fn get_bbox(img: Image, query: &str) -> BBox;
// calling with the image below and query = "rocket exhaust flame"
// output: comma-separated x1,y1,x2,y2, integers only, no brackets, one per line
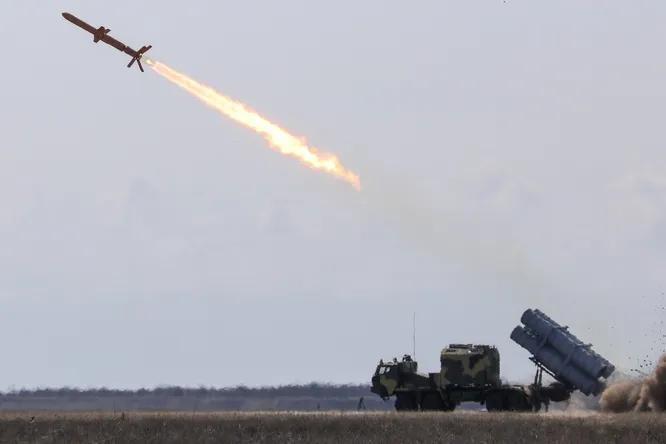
146,59,361,190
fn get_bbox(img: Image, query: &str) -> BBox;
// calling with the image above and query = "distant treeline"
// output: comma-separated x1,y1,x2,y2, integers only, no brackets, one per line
0,384,595,412
0,383,383,411
0,383,370,399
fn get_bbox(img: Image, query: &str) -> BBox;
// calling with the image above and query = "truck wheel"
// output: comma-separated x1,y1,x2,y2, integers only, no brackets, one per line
420,393,446,411
506,391,531,412
395,393,418,411
485,392,506,412
532,398,542,413
419,393,455,412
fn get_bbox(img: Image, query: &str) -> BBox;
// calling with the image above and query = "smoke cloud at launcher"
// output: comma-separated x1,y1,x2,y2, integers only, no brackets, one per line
600,353,666,413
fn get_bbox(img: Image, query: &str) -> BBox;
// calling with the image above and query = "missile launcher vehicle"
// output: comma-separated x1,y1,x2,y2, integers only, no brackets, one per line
370,308,615,412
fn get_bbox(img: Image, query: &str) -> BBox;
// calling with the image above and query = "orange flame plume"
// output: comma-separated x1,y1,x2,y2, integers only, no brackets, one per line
145,59,360,190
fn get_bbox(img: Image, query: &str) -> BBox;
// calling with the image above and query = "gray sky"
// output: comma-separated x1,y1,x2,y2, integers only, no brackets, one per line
0,0,665,390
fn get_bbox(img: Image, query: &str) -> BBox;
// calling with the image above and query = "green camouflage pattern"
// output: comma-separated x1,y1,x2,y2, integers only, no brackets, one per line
370,345,501,401
438,344,501,387
370,342,573,412
370,354,422,399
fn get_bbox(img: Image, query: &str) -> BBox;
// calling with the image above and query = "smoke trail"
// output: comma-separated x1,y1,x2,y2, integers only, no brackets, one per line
146,58,542,292
146,58,557,312
358,171,554,306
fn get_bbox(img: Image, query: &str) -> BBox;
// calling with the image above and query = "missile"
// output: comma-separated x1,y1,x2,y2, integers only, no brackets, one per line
62,12,152,72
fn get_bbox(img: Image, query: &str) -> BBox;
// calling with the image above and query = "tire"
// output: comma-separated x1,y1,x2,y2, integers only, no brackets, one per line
485,392,506,412
395,393,418,411
505,391,532,412
420,393,445,411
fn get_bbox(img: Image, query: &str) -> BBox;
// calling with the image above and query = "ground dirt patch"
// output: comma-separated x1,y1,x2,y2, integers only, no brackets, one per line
1,410,664,443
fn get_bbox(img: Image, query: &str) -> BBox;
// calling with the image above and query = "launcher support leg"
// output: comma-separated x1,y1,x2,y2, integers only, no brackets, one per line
533,365,543,387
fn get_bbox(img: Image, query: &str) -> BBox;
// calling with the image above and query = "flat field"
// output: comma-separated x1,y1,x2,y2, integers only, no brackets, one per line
0,410,663,443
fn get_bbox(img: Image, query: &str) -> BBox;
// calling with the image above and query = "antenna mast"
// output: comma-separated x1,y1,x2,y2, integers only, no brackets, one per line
412,311,416,358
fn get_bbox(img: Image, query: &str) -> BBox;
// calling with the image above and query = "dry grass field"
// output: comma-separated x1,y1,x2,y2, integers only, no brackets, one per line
0,410,664,444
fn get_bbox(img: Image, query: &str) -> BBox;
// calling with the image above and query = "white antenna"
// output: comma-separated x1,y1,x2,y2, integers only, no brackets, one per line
413,311,416,358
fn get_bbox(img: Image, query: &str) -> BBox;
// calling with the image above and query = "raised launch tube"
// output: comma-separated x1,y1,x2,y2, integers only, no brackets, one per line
520,309,609,380
510,326,605,396
532,309,615,378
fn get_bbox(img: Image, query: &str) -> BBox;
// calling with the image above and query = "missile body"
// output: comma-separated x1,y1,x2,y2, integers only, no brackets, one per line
61,12,152,72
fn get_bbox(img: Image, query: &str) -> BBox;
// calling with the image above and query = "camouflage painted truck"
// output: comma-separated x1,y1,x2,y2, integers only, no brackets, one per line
370,308,616,412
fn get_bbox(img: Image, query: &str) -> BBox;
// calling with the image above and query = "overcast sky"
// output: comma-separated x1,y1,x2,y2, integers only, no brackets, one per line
0,1,664,390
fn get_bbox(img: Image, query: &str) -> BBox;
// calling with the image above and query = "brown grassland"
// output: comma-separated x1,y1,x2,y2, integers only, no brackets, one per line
0,410,664,444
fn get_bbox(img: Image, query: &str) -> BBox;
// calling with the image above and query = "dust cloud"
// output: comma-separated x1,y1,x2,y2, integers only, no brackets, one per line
600,353,666,413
